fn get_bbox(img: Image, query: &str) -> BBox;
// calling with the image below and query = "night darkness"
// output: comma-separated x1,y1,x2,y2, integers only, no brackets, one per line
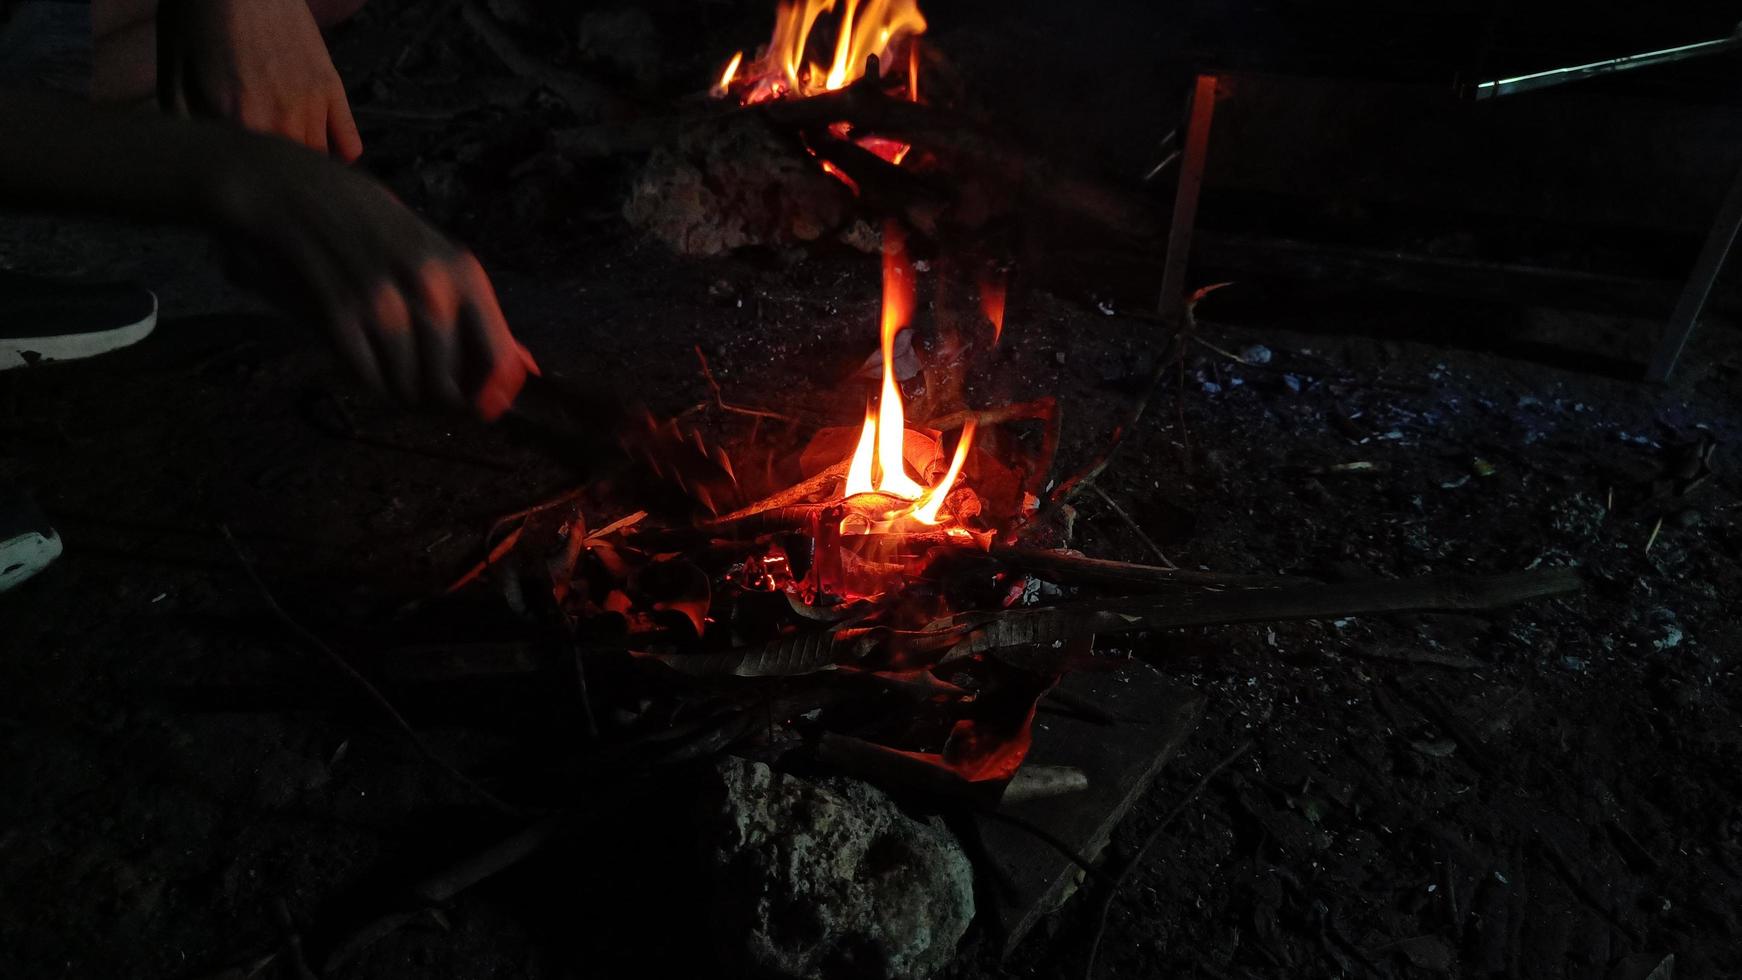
2,2,1739,979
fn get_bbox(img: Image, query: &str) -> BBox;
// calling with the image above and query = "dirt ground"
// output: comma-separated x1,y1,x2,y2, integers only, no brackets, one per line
4,2,1741,979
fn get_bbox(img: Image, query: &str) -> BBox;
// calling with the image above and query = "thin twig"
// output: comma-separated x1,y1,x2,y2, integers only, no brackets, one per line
1088,484,1177,568
694,345,800,424
568,628,600,742
1051,288,1214,504
1140,148,1182,182
271,898,318,980
219,526,521,816
1192,336,1253,364
1047,349,1170,504
1083,737,1257,980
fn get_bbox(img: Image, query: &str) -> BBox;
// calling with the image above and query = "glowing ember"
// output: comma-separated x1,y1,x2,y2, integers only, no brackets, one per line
715,0,926,105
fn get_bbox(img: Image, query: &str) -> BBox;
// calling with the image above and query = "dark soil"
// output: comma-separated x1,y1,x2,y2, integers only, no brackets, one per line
3,2,1740,979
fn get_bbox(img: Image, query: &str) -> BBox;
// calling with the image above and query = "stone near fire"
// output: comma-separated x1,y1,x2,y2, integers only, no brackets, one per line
701,757,975,980
624,114,862,257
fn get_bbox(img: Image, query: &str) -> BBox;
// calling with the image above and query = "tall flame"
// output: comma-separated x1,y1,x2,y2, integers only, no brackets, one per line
873,228,926,498
841,227,977,523
911,418,976,524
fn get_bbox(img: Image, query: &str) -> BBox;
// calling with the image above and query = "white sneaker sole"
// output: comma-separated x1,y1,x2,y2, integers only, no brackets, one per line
0,296,158,370
0,529,63,592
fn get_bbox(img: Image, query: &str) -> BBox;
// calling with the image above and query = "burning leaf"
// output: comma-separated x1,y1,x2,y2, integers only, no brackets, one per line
939,709,1036,783
624,410,742,515
585,510,648,543
632,558,712,638
445,526,524,594
784,591,875,623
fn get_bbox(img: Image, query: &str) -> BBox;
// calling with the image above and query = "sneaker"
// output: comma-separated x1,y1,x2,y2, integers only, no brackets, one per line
0,268,157,370
0,480,62,592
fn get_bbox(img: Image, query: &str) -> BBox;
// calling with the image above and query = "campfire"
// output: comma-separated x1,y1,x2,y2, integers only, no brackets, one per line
427,0,1588,967
711,0,925,106
453,0,1586,812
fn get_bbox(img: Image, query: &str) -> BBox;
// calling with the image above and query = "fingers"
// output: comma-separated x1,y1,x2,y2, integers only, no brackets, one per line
454,255,528,422
366,283,420,404
409,260,466,410
302,108,330,157
242,154,524,420
327,86,364,163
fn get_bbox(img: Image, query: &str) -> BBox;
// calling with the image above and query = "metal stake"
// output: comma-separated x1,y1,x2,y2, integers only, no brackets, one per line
1158,73,1219,323
1646,159,1742,382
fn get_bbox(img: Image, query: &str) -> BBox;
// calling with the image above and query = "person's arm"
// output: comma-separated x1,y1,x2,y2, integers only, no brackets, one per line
0,89,533,419
155,0,363,160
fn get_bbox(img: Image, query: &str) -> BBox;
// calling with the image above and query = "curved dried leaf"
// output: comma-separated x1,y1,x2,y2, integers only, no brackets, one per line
643,627,882,677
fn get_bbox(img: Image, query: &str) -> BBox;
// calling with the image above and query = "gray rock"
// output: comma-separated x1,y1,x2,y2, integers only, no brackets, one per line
625,115,857,256
701,757,975,980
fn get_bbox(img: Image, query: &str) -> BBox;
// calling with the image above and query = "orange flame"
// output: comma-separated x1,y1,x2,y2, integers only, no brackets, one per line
873,229,925,499
844,402,878,496
713,51,744,97
842,228,978,524
714,0,925,104
912,418,976,524
978,271,1007,345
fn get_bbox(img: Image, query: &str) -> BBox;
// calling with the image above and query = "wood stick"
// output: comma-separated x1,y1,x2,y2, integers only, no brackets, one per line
409,814,570,905
702,462,848,526
976,546,1285,590
1096,567,1584,629
924,397,1057,434
758,73,1159,240
938,568,1583,661
1087,484,1177,568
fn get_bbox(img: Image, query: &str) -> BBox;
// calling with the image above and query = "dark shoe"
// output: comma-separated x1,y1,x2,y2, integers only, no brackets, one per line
0,268,157,370
0,480,61,592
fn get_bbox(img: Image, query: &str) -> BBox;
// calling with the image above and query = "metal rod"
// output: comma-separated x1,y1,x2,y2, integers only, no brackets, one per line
1646,159,1742,381
1473,34,1741,100
1158,74,1218,322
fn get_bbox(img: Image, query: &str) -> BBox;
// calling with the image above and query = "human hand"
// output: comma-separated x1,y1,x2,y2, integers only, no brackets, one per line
157,0,363,161
206,136,536,420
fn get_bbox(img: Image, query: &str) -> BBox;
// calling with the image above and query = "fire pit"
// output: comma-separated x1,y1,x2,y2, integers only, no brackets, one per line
401,5,1591,970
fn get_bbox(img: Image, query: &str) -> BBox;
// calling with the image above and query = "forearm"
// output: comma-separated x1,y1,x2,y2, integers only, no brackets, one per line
0,88,234,224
